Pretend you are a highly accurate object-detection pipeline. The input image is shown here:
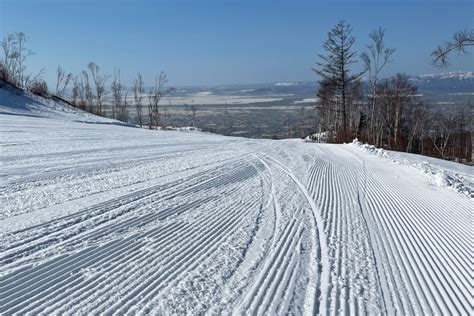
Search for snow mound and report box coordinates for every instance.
[304,131,328,143]
[0,85,112,123]
[351,139,391,158]
[351,139,473,198]
[415,161,472,197]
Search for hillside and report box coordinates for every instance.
[0,89,472,314]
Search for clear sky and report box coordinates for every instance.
[0,0,472,87]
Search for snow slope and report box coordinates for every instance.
[0,89,472,315]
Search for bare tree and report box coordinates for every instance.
[428,112,454,159]
[147,71,174,129]
[117,91,129,122]
[29,79,48,96]
[111,68,123,119]
[24,68,45,93]
[14,33,30,87]
[0,32,38,88]
[375,74,417,149]
[147,89,155,129]
[72,74,87,111]
[71,75,81,108]
[361,27,395,143]
[316,77,338,138]
[223,101,230,134]
[456,103,473,160]
[87,62,109,116]
[14,32,34,88]
[163,100,171,127]
[0,33,17,83]
[81,70,94,113]
[298,104,306,138]
[185,100,197,127]
[405,102,427,153]
[55,66,72,98]
[133,73,145,127]
[432,29,474,67]
[391,74,416,146]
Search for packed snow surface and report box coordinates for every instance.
[0,89,472,315]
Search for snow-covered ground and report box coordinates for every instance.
[0,88,472,315]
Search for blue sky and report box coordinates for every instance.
[0,0,472,86]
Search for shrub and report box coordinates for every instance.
[29,80,49,97]
[0,63,7,83]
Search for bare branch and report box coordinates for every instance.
[431,29,474,67]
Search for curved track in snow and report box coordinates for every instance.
[0,113,472,315]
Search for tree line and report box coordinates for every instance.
[0,32,173,130]
[313,21,472,163]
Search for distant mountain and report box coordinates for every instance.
[161,71,473,105]
[416,71,474,80]
[408,71,474,99]
[170,81,317,99]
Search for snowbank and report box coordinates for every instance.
[0,85,114,123]
[350,139,473,198]
[304,131,328,143]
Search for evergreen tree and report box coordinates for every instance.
[313,20,362,140]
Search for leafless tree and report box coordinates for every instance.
[456,103,473,161]
[55,66,72,98]
[0,32,40,89]
[391,74,416,146]
[185,100,197,127]
[432,29,474,67]
[87,62,109,116]
[14,32,33,87]
[75,74,88,111]
[405,102,427,153]
[147,90,155,129]
[375,74,417,149]
[0,33,17,83]
[24,68,45,93]
[428,112,454,159]
[133,73,145,127]
[361,27,395,143]
[147,71,174,129]
[111,68,124,119]
[117,91,129,122]
[298,105,306,138]
[347,78,364,135]
[80,70,94,113]
[162,100,171,127]
[316,77,338,138]
[10,33,33,87]
[29,79,48,96]
[71,76,80,107]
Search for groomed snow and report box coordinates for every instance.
[0,89,472,315]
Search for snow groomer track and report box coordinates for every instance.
[0,105,472,314]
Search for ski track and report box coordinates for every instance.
[1,113,472,315]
